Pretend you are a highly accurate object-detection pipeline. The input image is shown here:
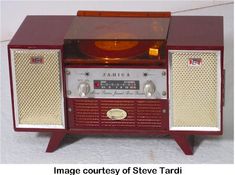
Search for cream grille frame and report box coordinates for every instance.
[168,50,221,131]
[10,49,65,129]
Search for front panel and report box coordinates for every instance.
[10,49,65,129]
[66,68,167,99]
[168,50,221,131]
[65,67,168,131]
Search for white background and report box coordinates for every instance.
[0,0,234,169]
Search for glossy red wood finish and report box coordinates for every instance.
[172,135,194,155]
[9,16,74,46]
[46,132,66,152]
[167,16,223,47]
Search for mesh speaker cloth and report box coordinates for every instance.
[11,49,64,127]
[169,50,221,130]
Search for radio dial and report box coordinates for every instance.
[144,81,156,97]
[78,82,90,97]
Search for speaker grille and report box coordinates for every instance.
[10,49,64,128]
[70,99,166,130]
[169,50,221,130]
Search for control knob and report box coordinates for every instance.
[78,82,90,97]
[143,80,156,97]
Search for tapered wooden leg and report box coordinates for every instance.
[46,132,66,153]
[172,135,194,155]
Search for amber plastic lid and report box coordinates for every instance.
[64,16,170,40]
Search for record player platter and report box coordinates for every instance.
[79,40,155,59]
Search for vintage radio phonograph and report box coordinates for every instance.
[8,11,224,155]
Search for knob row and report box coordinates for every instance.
[77,80,156,97]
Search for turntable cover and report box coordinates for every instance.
[64,16,170,40]
[64,16,169,63]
